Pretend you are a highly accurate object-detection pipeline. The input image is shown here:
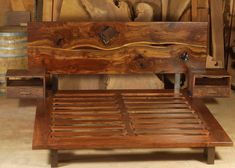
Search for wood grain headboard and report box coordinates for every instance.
[28,22,208,74]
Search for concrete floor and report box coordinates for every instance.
[0,92,234,168]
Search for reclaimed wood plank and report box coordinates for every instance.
[32,100,50,149]
[210,0,224,66]
[28,22,208,48]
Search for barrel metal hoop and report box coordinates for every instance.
[0,46,27,50]
[0,54,27,58]
[0,39,27,44]
[0,32,27,37]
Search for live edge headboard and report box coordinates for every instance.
[28,22,208,74]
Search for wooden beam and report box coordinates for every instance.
[42,0,52,21]
[0,0,11,26]
[167,0,191,21]
[174,73,181,94]
[192,0,198,21]
[162,0,169,21]
[210,0,224,67]
[51,150,58,168]
[206,147,215,164]
[35,0,43,21]
[52,0,63,21]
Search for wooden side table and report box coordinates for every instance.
[188,69,231,97]
[6,69,46,99]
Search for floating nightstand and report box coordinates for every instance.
[6,69,46,99]
[188,69,231,97]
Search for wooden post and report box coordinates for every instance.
[35,0,43,21]
[204,147,215,164]
[210,0,225,67]
[191,0,198,21]
[51,150,58,168]
[174,73,181,94]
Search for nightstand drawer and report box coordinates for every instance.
[193,87,231,97]
[6,69,46,99]
[7,86,44,98]
[188,69,231,98]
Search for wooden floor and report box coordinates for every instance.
[33,90,232,150]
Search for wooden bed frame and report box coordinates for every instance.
[27,22,232,167]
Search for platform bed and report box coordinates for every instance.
[23,22,233,167]
[33,90,232,167]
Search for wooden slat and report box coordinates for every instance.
[126,118,202,125]
[51,125,124,130]
[128,109,193,113]
[51,131,124,137]
[126,104,189,108]
[134,123,204,129]
[52,114,122,120]
[52,119,124,125]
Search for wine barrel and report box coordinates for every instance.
[0,26,28,94]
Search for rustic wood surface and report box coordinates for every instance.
[32,90,233,150]
[6,69,46,99]
[28,44,207,74]
[210,0,224,67]
[188,69,231,97]
[227,0,235,86]
[37,0,212,90]
[167,0,190,21]
[28,22,208,74]
[33,100,50,149]
[28,22,208,48]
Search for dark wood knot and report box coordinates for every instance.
[133,55,153,70]
[54,35,64,48]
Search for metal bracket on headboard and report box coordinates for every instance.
[99,26,118,46]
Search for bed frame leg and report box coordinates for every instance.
[51,150,58,168]
[204,147,215,164]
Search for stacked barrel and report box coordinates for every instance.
[0,26,28,94]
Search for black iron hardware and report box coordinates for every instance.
[99,26,118,46]
[180,52,190,61]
